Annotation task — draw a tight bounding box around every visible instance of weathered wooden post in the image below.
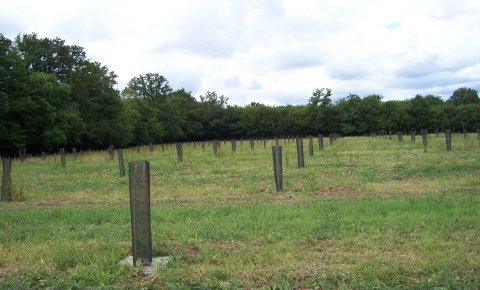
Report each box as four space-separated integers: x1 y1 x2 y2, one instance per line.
72 148 77 161
128 160 152 266
1 157 12 201
318 134 324 150
176 142 183 162
59 148 66 168
295 137 305 168
118 148 125 177
421 129 428 152
445 129 452 151
108 145 114 160
308 136 314 156
397 131 403 142
19 148 26 163
272 146 283 192
231 139 236 153
213 140 219 156
329 134 334 146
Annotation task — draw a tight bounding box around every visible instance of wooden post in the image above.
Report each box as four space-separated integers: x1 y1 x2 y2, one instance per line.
272 146 283 192
318 134 324 150
72 148 77 161
308 136 314 156
19 148 26 163
108 145 114 160
296 137 305 168
128 160 152 266
397 131 403 142
59 148 66 168
231 139 236 153
249 138 254 150
176 143 183 162
410 130 416 143
445 129 452 151
1 157 12 201
118 148 125 177
421 129 428 152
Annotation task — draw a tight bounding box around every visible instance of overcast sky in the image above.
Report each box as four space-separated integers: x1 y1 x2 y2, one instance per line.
1 0 479 105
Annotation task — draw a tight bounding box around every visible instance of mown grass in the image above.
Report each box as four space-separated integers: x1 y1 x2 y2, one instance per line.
1 135 480 289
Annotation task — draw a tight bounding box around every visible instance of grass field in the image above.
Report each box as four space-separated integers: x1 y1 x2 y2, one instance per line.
1 135 479 289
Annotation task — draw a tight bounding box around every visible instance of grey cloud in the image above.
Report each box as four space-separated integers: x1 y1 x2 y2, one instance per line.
394 56 441 79
274 49 324 71
395 72 470 90
168 71 203 93
225 76 241 87
249 79 262 90
153 1 256 58
0 17 23 39
55 11 113 43
326 62 369 81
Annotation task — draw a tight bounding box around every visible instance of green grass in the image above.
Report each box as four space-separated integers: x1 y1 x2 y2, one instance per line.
1 135 480 289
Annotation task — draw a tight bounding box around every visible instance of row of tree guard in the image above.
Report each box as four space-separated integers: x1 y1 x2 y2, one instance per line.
1 130 480 202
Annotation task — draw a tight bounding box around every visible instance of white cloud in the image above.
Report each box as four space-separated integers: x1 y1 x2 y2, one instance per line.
1 0 479 105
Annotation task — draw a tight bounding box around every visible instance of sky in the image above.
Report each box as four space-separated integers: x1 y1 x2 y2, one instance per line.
1 0 479 105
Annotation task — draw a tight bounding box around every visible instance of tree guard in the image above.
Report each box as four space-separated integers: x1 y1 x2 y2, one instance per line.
272 146 283 192
128 160 152 266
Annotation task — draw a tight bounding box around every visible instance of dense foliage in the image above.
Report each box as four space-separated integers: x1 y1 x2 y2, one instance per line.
1 33 479 156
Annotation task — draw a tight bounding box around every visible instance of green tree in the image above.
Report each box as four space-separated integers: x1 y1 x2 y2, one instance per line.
307 88 334 134
14 33 86 83
336 94 361 134
447 87 479 106
125 73 172 101
198 91 228 139
161 89 202 141
382 100 412 131
0 34 28 156
70 61 129 148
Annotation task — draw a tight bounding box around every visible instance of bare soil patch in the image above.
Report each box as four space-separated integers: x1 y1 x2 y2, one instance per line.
313 187 359 196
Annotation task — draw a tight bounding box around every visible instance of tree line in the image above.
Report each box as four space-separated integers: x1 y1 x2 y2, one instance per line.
1 33 479 156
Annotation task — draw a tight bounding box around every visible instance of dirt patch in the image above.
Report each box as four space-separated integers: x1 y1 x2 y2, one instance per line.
343 162 357 167
25 199 82 206
313 187 359 196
